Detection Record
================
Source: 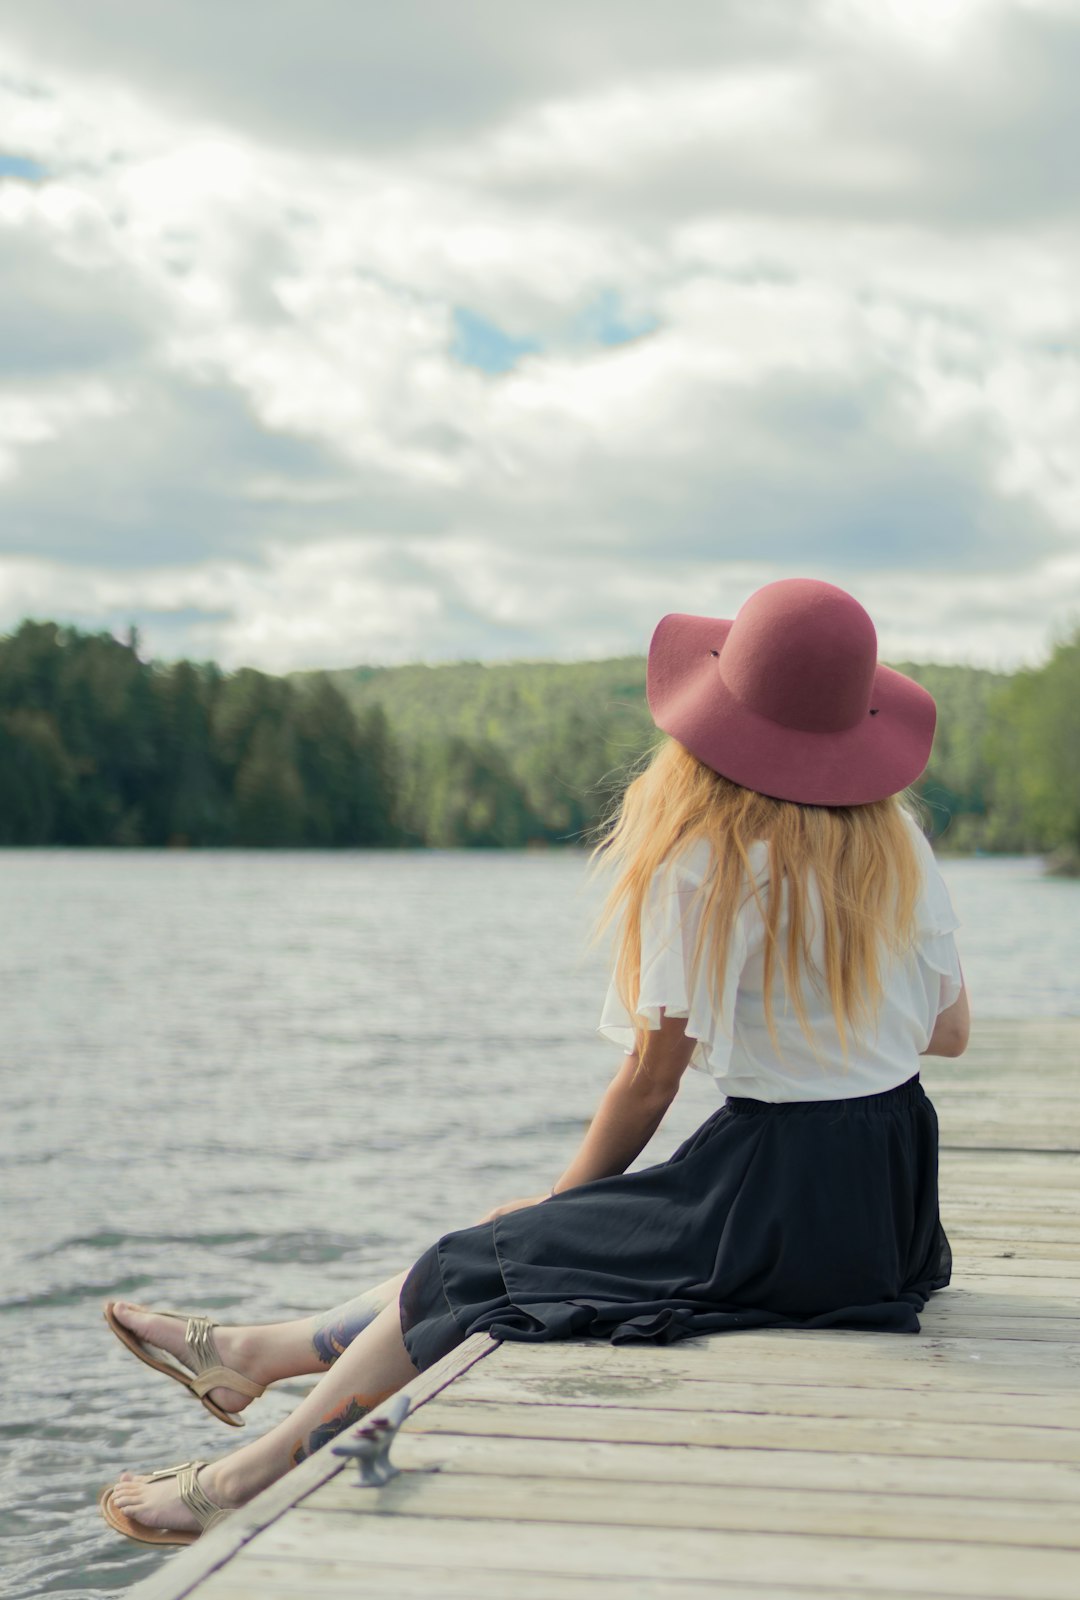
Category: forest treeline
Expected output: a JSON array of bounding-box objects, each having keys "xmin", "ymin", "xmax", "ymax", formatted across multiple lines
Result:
[
  {"xmin": 0, "ymin": 621, "xmax": 396, "ymax": 848},
  {"xmin": 0, "ymin": 615, "xmax": 1077, "ymax": 852}
]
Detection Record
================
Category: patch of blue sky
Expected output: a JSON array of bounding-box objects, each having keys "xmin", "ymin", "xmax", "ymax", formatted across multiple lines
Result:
[
  {"xmin": 451, "ymin": 308, "xmax": 541, "ymax": 375},
  {"xmin": 451, "ymin": 291, "xmax": 658, "ymax": 376},
  {"xmin": 575, "ymin": 288, "xmax": 659, "ymax": 347},
  {"xmin": 0, "ymin": 154, "xmax": 46, "ymax": 181}
]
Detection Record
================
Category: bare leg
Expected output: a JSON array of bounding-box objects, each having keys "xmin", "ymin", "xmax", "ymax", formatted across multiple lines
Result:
[
  {"xmin": 109, "ymin": 1290, "xmax": 425, "ymax": 1535},
  {"xmin": 307, "ymin": 1273, "xmax": 411, "ymax": 1366},
  {"xmin": 107, "ymin": 1267, "xmax": 412, "ymax": 1416}
]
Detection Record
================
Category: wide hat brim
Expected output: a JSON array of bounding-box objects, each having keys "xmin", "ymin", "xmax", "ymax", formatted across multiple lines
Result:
[{"xmin": 646, "ymin": 612, "xmax": 936, "ymax": 806}]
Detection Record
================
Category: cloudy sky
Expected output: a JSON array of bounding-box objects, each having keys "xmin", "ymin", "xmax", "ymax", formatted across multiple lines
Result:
[{"xmin": 1, "ymin": 0, "xmax": 1078, "ymax": 674}]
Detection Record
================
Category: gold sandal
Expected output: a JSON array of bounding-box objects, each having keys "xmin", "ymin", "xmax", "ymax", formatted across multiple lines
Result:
[
  {"xmin": 100, "ymin": 1459, "xmax": 230, "ymax": 1546},
  {"xmin": 104, "ymin": 1302, "xmax": 265, "ymax": 1428}
]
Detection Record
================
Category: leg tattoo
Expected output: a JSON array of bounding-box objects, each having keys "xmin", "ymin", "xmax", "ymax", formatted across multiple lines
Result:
[
  {"xmin": 290, "ymin": 1394, "xmax": 374, "ymax": 1467},
  {"xmin": 312, "ymin": 1288, "xmax": 392, "ymax": 1366}
]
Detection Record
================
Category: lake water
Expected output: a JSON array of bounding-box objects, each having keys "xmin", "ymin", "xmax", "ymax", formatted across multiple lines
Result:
[{"xmin": 1, "ymin": 848, "xmax": 1077, "ymax": 1598}]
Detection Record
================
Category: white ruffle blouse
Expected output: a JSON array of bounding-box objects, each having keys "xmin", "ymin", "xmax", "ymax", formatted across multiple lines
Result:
[{"xmin": 596, "ymin": 809, "xmax": 964, "ymax": 1102}]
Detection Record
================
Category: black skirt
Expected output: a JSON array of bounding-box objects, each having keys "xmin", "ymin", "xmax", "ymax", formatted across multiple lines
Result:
[{"xmin": 398, "ymin": 1071, "xmax": 952, "ymax": 1374}]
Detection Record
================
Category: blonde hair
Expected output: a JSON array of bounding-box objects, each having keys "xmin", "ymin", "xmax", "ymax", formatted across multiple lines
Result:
[{"xmin": 586, "ymin": 737, "xmax": 928, "ymax": 1085}]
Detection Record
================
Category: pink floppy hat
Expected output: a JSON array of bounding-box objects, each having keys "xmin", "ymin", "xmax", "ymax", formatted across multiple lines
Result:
[{"xmin": 646, "ymin": 577, "xmax": 936, "ymax": 806}]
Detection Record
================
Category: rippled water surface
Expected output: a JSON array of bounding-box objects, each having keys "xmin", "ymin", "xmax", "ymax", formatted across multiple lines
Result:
[{"xmin": 1, "ymin": 847, "xmax": 1076, "ymax": 1597}]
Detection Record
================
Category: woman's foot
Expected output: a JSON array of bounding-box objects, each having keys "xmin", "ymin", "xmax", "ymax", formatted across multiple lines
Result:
[
  {"xmin": 107, "ymin": 1302, "xmax": 266, "ymax": 1417},
  {"xmin": 107, "ymin": 1458, "xmax": 238, "ymax": 1537}
]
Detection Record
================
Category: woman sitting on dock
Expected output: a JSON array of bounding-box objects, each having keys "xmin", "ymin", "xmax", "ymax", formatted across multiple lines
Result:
[{"xmin": 101, "ymin": 576, "xmax": 970, "ymax": 1546}]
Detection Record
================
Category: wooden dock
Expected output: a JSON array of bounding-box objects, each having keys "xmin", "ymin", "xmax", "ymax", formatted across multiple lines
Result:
[{"xmin": 129, "ymin": 1019, "xmax": 1080, "ymax": 1600}]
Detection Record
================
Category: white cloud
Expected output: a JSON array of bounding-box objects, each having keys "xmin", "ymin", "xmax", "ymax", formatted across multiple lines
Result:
[
  {"xmin": 0, "ymin": 382, "xmax": 127, "ymax": 481},
  {"xmin": 822, "ymin": 0, "xmax": 997, "ymax": 55}
]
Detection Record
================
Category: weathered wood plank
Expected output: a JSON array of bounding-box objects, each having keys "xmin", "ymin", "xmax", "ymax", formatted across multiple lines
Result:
[
  {"xmin": 939, "ymin": 1117, "xmax": 1080, "ymax": 1133},
  {"xmin": 946, "ymin": 1199, "xmax": 1080, "ymax": 1216},
  {"xmin": 936, "ymin": 1088, "xmax": 1080, "ymax": 1099},
  {"xmin": 934, "ymin": 1281, "xmax": 1080, "ymax": 1301},
  {"xmin": 480, "ymin": 1329, "xmax": 1080, "ymax": 1385},
  {"xmin": 946, "ymin": 1246, "xmax": 1080, "ymax": 1267},
  {"xmin": 482, "ymin": 1327, "xmax": 1077, "ymax": 1384},
  {"xmin": 945, "ymin": 1202, "xmax": 1080, "ymax": 1220},
  {"xmin": 285, "ymin": 1426, "xmax": 1080, "ymax": 1501},
  {"xmin": 310, "ymin": 1466, "xmax": 1080, "ymax": 1547},
  {"xmin": 942, "ymin": 1138, "xmax": 1080, "ymax": 1153},
  {"xmin": 450, "ymin": 1370, "xmax": 1080, "ymax": 1427},
  {"xmin": 193, "ymin": 1562, "xmax": 971, "ymax": 1600},
  {"xmin": 947, "ymin": 1226, "xmax": 1080, "ymax": 1241},
  {"xmin": 412, "ymin": 1395, "xmax": 1080, "ymax": 1460},
  {"xmin": 914, "ymin": 1310, "xmax": 1080, "ymax": 1333},
  {"xmin": 944, "ymin": 1150, "xmax": 1080, "ymax": 1162},
  {"xmin": 946, "ymin": 1223, "xmax": 1080, "ymax": 1242},
  {"xmin": 946, "ymin": 1168, "xmax": 1079, "ymax": 1190},
  {"xmin": 940, "ymin": 1267, "xmax": 1080, "ymax": 1292},
  {"xmin": 944, "ymin": 1180, "xmax": 1080, "ymax": 1197}
]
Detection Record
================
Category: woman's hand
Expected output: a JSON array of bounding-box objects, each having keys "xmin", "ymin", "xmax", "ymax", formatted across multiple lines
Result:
[{"xmin": 473, "ymin": 1193, "xmax": 550, "ymax": 1224}]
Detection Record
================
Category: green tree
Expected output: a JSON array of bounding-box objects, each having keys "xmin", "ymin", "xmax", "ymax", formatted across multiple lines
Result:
[
  {"xmin": 210, "ymin": 667, "xmax": 294, "ymax": 774},
  {"xmin": 889, "ymin": 660, "xmax": 1010, "ymax": 847},
  {"xmin": 0, "ymin": 709, "xmax": 72, "ymax": 843},
  {"xmin": 292, "ymin": 674, "xmax": 399, "ymax": 845},
  {"xmin": 351, "ymin": 701, "xmax": 400, "ymax": 845},
  {"xmin": 404, "ymin": 734, "xmax": 540, "ymax": 847},
  {"xmin": 0, "ymin": 620, "xmax": 157, "ymax": 844},
  {"xmin": 233, "ymin": 720, "xmax": 307, "ymax": 846},
  {"xmin": 983, "ymin": 627, "xmax": 1080, "ymax": 852},
  {"xmin": 152, "ymin": 660, "xmax": 231, "ymax": 846}
]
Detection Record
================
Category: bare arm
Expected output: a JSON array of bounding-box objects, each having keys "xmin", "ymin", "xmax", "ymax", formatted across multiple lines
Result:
[
  {"xmin": 472, "ymin": 1012, "xmax": 697, "ymax": 1222},
  {"xmin": 551, "ymin": 1010, "xmax": 698, "ymax": 1194},
  {"xmin": 920, "ymin": 968, "xmax": 971, "ymax": 1058}
]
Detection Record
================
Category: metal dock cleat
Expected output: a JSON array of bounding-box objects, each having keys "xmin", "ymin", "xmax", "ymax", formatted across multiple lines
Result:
[{"xmin": 331, "ymin": 1391, "xmax": 441, "ymax": 1487}]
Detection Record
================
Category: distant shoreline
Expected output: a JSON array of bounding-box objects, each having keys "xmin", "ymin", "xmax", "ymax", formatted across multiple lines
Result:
[
  {"xmin": 0, "ymin": 841, "xmax": 1064, "ymax": 863},
  {"xmin": 2, "ymin": 617, "xmax": 1077, "ymax": 856}
]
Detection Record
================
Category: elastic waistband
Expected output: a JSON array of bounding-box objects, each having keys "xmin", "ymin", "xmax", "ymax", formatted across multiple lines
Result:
[{"xmin": 725, "ymin": 1071, "xmax": 923, "ymax": 1116}]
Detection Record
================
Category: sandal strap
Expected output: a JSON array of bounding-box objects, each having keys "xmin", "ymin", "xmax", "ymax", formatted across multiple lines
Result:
[
  {"xmin": 177, "ymin": 1463, "xmax": 230, "ymax": 1532},
  {"xmin": 184, "ymin": 1317, "xmax": 266, "ymax": 1399},
  {"xmin": 185, "ymin": 1316, "xmax": 223, "ymax": 1374},
  {"xmin": 144, "ymin": 1459, "xmax": 203, "ymax": 1484},
  {"xmin": 191, "ymin": 1365, "xmax": 266, "ymax": 1400}
]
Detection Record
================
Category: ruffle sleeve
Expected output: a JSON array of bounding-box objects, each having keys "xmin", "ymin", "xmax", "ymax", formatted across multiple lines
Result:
[
  {"xmin": 596, "ymin": 847, "xmax": 749, "ymax": 1080},
  {"xmin": 902, "ymin": 811, "xmax": 964, "ymax": 1015}
]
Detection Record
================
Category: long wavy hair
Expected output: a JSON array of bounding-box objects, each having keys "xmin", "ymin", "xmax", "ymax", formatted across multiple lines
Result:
[{"xmin": 586, "ymin": 736, "xmax": 929, "ymax": 1085}]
